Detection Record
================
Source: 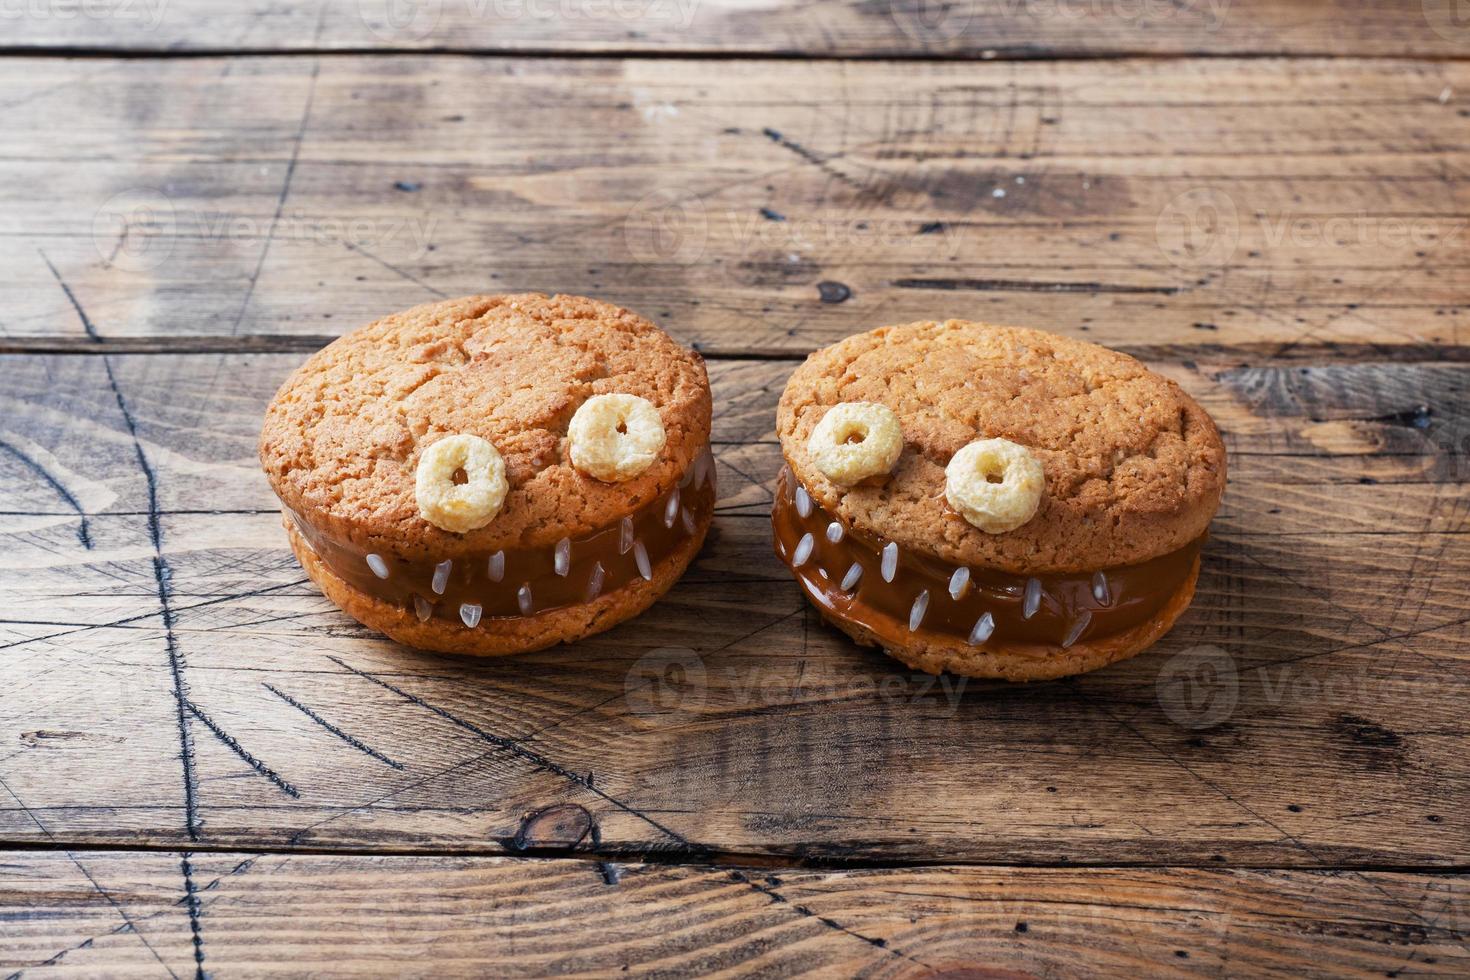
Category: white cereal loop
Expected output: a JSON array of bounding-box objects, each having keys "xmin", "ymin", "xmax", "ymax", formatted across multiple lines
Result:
[
  {"xmin": 568, "ymin": 393, "xmax": 666, "ymax": 482},
  {"xmin": 806, "ymin": 402, "xmax": 903, "ymax": 486},
  {"xmin": 415, "ymin": 433, "xmax": 509, "ymax": 534},
  {"xmin": 944, "ymin": 437, "xmax": 1045, "ymax": 534}
]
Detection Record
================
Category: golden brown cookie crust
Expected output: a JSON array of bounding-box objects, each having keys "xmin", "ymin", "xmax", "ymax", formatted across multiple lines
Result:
[
  {"xmin": 815, "ymin": 556, "xmax": 1200, "ymax": 681},
  {"xmin": 777, "ymin": 320, "xmax": 1226, "ymax": 574},
  {"xmin": 285, "ymin": 511, "xmax": 710, "ymax": 656},
  {"xmin": 260, "ymin": 293, "xmax": 712, "ymax": 561}
]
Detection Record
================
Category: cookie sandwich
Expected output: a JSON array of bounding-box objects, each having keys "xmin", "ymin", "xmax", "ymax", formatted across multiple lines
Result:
[
  {"xmin": 260, "ymin": 294, "xmax": 715, "ymax": 656},
  {"xmin": 773, "ymin": 320, "xmax": 1225, "ymax": 681}
]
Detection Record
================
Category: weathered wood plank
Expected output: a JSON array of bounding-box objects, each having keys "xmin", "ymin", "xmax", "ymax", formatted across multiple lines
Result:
[
  {"xmin": 3, "ymin": 56, "xmax": 1466, "ymax": 357},
  {"xmin": 4, "ymin": 0, "xmax": 1468, "ymax": 57},
  {"xmin": 1, "ymin": 351, "xmax": 1466, "ymax": 863},
  {"xmin": 4, "ymin": 852, "xmax": 1468, "ymax": 978}
]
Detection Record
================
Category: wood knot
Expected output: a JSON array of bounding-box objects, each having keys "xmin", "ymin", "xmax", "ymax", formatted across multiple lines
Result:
[{"xmin": 512, "ymin": 803, "xmax": 593, "ymax": 851}]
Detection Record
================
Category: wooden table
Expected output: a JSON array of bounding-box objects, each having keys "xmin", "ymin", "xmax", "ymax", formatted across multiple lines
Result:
[{"xmin": 2, "ymin": 3, "xmax": 1468, "ymax": 976}]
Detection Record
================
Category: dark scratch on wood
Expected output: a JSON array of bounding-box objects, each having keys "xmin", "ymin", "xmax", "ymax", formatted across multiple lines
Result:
[
  {"xmin": 229, "ymin": 57, "xmax": 320, "ymax": 336},
  {"xmin": 36, "ymin": 249, "xmax": 100, "ymax": 342},
  {"xmin": 893, "ymin": 277, "xmax": 1180, "ymax": 295},
  {"xmin": 0, "ymin": 439, "xmax": 92, "ymax": 549},
  {"xmin": 180, "ymin": 852, "xmax": 206, "ymax": 980},
  {"xmin": 184, "ymin": 699, "xmax": 300, "ymax": 799},
  {"xmin": 263, "ymin": 682, "xmax": 405, "ymax": 770}
]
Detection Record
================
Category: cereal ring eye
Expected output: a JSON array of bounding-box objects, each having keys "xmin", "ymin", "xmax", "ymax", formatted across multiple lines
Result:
[
  {"xmin": 806, "ymin": 401, "xmax": 903, "ymax": 486},
  {"xmin": 415, "ymin": 433, "xmax": 509, "ymax": 533},
  {"xmin": 568, "ymin": 393, "xmax": 667, "ymax": 482},
  {"xmin": 944, "ymin": 438, "xmax": 1044, "ymax": 534}
]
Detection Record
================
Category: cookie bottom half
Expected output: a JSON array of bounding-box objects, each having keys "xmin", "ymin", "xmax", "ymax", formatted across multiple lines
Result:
[
  {"xmin": 286, "ymin": 514, "xmax": 710, "ymax": 656},
  {"xmin": 801, "ymin": 556, "xmax": 1200, "ymax": 682}
]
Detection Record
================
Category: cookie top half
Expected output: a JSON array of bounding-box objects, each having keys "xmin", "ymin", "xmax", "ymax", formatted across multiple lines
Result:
[
  {"xmin": 260, "ymin": 294, "xmax": 711, "ymax": 558},
  {"xmin": 776, "ymin": 320, "xmax": 1226, "ymax": 574}
]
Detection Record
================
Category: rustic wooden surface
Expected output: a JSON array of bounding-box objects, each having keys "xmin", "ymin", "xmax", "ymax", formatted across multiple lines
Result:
[{"xmin": 2, "ymin": 1, "xmax": 1468, "ymax": 976}]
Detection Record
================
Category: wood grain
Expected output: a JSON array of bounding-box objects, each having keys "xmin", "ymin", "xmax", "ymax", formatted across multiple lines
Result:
[
  {"xmin": 4, "ymin": 56, "xmax": 1466, "ymax": 357},
  {"xmin": 5, "ymin": 0, "xmax": 1469, "ymax": 58},
  {"xmin": 2, "ymin": 352, "xmax": 1465, "ymax": 865},
  {"xmin": 4, "ymin": 851, "xmax": 1468, "ymax": 978}
]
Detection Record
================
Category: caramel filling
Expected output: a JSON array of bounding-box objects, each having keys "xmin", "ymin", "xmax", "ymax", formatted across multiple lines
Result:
[
  {"xmin": 771, "ymin": 466, "xmax": 1201, "ymax": 649},
  {"xmin": 287, "ymin": 449, "xmax": 715, "ymax": 626}
]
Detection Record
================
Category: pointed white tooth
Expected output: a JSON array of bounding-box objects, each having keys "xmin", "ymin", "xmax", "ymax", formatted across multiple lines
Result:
[
  {"xmin": 633, "ymin": 540, "xmax": 652, "ymax": 580},
  {"xmin": 679, "ymin": 461, "xmax": 694, "ymax": 487},
  {"xmin": 908, "ymin": 590, "xmax": 930, "ymax": 632},
  {"xmin": 664, "ymin": 489, "xmax": 681, "ymax": 529},
  {"xmin": 619, "ymin": 516, "xmax": 635, "ymax": 555},
  {"xmin": 554, "ymin": 537, "xmax": 571, "ymax": 577},
  {"xmin": 1022, "ymin": 578, "xmax": 1043, "ymax": 619},
  {"xmin": 413, "ymin": 595, "xmax": 433, "ymax": 622},
  {"xmin": 366, "ymin": 554, "xmax": 390, "ymax": 579},
  {"xmin": 585, "ymin": 561, "xmax": 606, "ymax": 602},
  {"xmin": 881, "ymin": 542, "xmax": 899, "ymax": 583},
  {"xmin": 459, "ymin": 603, "xmax": 482, "ymax": 628},
  {"xmin": 968, "ymin": 611, "xmax": 996, "ymax": 645},
  {"xmin": 432, "ymin": 559, "xmax": 452, "ymax": 595},
  {"xmin": 517, "ymin": 584, "xmax": 534, "ymax": 616},
  {"xmin": 948, "ymin": 567, "xmax": 970, "ymax": 600},
  {"xmin": 487, "ymin": 550, "xmax": 505, "ymax": 582},
  {"xmin": 1091, "ymin": 571, "xmax": 1111, "ymax": 605},
  {"xmin": 792, "ymin": 532, "xmax": 815, "ymax": 567},
  {"xmin": 1062, "ymin": 610, "xmax": 1091, "ymax": 648},
  {"xmin": 841, "ymin": 562, "xmax": 863, "ymax": 591},
  {"xmin": 794, "ymin": 484, "xmax": 813, "ymax": 518},
  {"xmin": 681, "ymin": 507, "xmax": 697, "ymax": 535},
  {"xmin": 826, "ymin": 521, "xmax": 844, "ymax": 543},
  {"xmin": 695, "ymin": 451, "xmax": 713, "ymax": 488}
]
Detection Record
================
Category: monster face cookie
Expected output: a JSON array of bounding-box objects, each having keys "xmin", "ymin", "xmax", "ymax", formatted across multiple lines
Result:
[
  {"xmin": 260, "ymin": 294, "xmax": 715, "ymax": 656},
  {"xmin": 773, "ymin": 320, "xmax": 1225, "ymax": 681}
]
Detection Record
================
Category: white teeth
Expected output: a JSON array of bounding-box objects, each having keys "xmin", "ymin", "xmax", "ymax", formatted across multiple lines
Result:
[
  {"xmin": 487, "ymin": 550, "xmax": 505, "ymax": 582},
  {"xmin": 695, "ymin": 452, "xmax": 713, "ymax": 488},
  {"xmin": 1022, "ymin": 578, "xmax": 1042, "ymax": 619},
  {"xmin": 681, "ymin": 507, "xmax": 697, "ymax": 535},
  {"xmin": 366, "ymin": 554, "xmax": 390, "ymax": 579},
  {"xmin": 1062, "ymin": 610, "xmax": 1092, "ymax": 648},
  {"xmin": 841, "ymin": 562, "xmax": 863, "ymax": 591},
  {"xmin": 432, "ymin": 560, "xmax": 452, "ymax": 595},
  {"xmin": 413, "ymin": 596, "xmax": 433, "ymax": 622},
  {"xmin": 554, "ymin": 537, "xmax": 571, "ymax": 577},
  {"xmin": 664, "ymin": 489, "xmax": 681, "ymax": 529},
  {"xmin": 908, "ymin": 590, "xmax": 930, "ymax": 632},
  {"xmin": 517, "ymin": 584, "xmax": 534, "ymax": 616},
  {"xmin": 826, "ymin": 521, "xmax": 844, "ymax": 543},
  {"xmin": 460, "ymin": 603, "xmax": 482, "ymax": 628},
  {"xmin": 881, "ymin": 542, "xmax": 899, "ymax": 583},
  {"xmin": 633, "ymin": 540, "xmax": 652, "ymax": 580},
  {"xmin": 1092, "ymin": 571, "xmax": 1111, "ymax": 605},
  {"xmin": 792, "ymin": 532, "xmax": 815, "ymax": 567},
  {"xmin": 795, "ymin": 484, "xmax": 813, "ymax": 519},
  {"xmin": 619, "ymin": 517, "xmax": 635, "ymax": 554},
  {"xmin": 948, "ymin": 567, "xmax": 970, "ymax": 600},
  {"xmin": 679, "ymin": 462, "xmax": 694, "ymax": 488},
  {"xmin": 968, "ymin": 611, "xmax": 996, "ymax": 645},
  {"xmin": 585, "ymin": 561, "xmax": 606, "ymax": 602}
]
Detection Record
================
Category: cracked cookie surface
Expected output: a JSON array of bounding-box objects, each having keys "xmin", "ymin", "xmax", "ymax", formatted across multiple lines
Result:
[
  {"xmin": 260, "ymin": 293, "xmax": 712, "ymax": 562},
  {"xmin": 776, "ymin": 319, "xmax": 1226, "ymax": 574}
]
